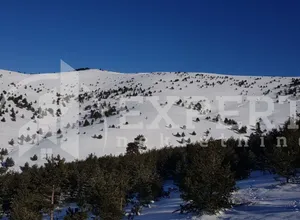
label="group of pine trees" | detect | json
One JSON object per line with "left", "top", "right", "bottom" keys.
{"left": 0, "top": 119, "right": 300, "bottom": 219}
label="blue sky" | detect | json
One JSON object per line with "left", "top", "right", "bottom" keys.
{"left": 0, "top": 0, "right": 299, "bottom": 76}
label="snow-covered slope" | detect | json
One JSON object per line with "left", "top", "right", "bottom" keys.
{"left": 0, "top": 69, "right": 299, "bottom": 168}
{"left": 137, "top": 173, "right": 300, "bottom": 220}
{"left": 40, "top": 173, "right": 300, "bottom": 220}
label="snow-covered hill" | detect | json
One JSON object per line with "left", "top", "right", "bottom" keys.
{"left": 0, "top": 69, "right": 299, "bottom": 168}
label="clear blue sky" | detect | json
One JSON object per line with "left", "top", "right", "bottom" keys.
{"left": 0, "top": 0, "right": 299, "bottom": 76}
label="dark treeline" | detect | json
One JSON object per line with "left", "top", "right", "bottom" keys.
{"left": 1, "top": 119, "right": 300, "bottom": 219}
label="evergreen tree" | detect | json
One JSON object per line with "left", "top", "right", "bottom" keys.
{"left": 8, "top": 139, "right": 14, "bottom": 146}
{"left": 5, "top": 157, "right": 15, "bottom": 167}
{"left": 83, "top": 120, "right": 90, "bottom": 127}
{"left": 267, "top": 126, "right": 300, "bottom": 183}
{"left": 126, "top": 142, "right": 140, "bottom": 155}
{"left": 126, "top": 135, "right": 147, "bottom": 155}
{"left": 25, "top": 135, "right": 31, "bottom": 143}
{"left": 30, "top": 154, "right": 38, "bottom": 161}
{"left": 238, "top": 126, "right": 247, "bottom": 134}
{"left": 10, "top": 190, "right": 41, "bottom": 220}
{"left": 87, "top": 171, "right": 126, "bottom": 220}
{"left": 57, "top": 129, "right": 62, "bottom": 135}
{"left": 180, "top": 141, "right": 235, "bottom": 214}
{"left": 256, "top": 122, "right": 262, "bottom": 134}
{"left": 35, "top": 155, "right": 67, "bottom": 220}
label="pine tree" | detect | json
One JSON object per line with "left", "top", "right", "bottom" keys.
{"left": 126, "top": 135, "right": 147, "bottom": 155}
{"left": 238, "top": 126, "right": 247, "bottom": 134}
{"left": 25, "top": 135, "right": 31, "bottom": 143}
{"left": 126, "top": 142, "right": 140, "bottom": 155}
{"left": 267, "top": 135, "right": 300, "bottom": 183}
{"left": 8, "top": 139, "right": 14, "bottom": 146}
{"left": 57, "top": 129, "right": 62, "bottom": 135}
{"left": 30, "top": 154, "right": 38, "bottom": 161}
{"left": 86, "top": 171, "right": 126, "bottom": 220}
{"left": 265, "top": 119, "right": 300, "bottom": 182}
{"left": 256, "top": 122, "right": 262, "bottom": 134}
{"left": 20, "top": 162, "right": 30, "bottom": 172}
{"left": 36, "top": 155, "right": 67, "bottom": 220}
{"left": 5, "top": 157, "right": 15, "bottom": 167}
{"left": 83, "top": 119, "right": 90, "bottom": 127}
{"left": 10, "top": 190, "right": 41, "bottom": 220}
{"left": 180, "top": 141, "right": 235, "bottom": 214}
{"left": 0, "top": 148, "right": 8, "bottom": 156}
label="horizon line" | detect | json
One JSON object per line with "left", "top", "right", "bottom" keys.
{"left": 0, "top": 67, "right": 298, "bottom": 78}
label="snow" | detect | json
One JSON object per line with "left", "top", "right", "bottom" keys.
{"left": 1, "top": 69, "right": 300, "bottom": 219}
{"left": 132, "top": 173, "right": 300, "bottom": 220}
{"left": 38, "top": 173, "right": 300, "bottom": 219}
{"left": 1, "top": 172, "right": 298, "bottom": 219}
{"left": 200, "top": 172, "right": 300, "bottom": 220}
